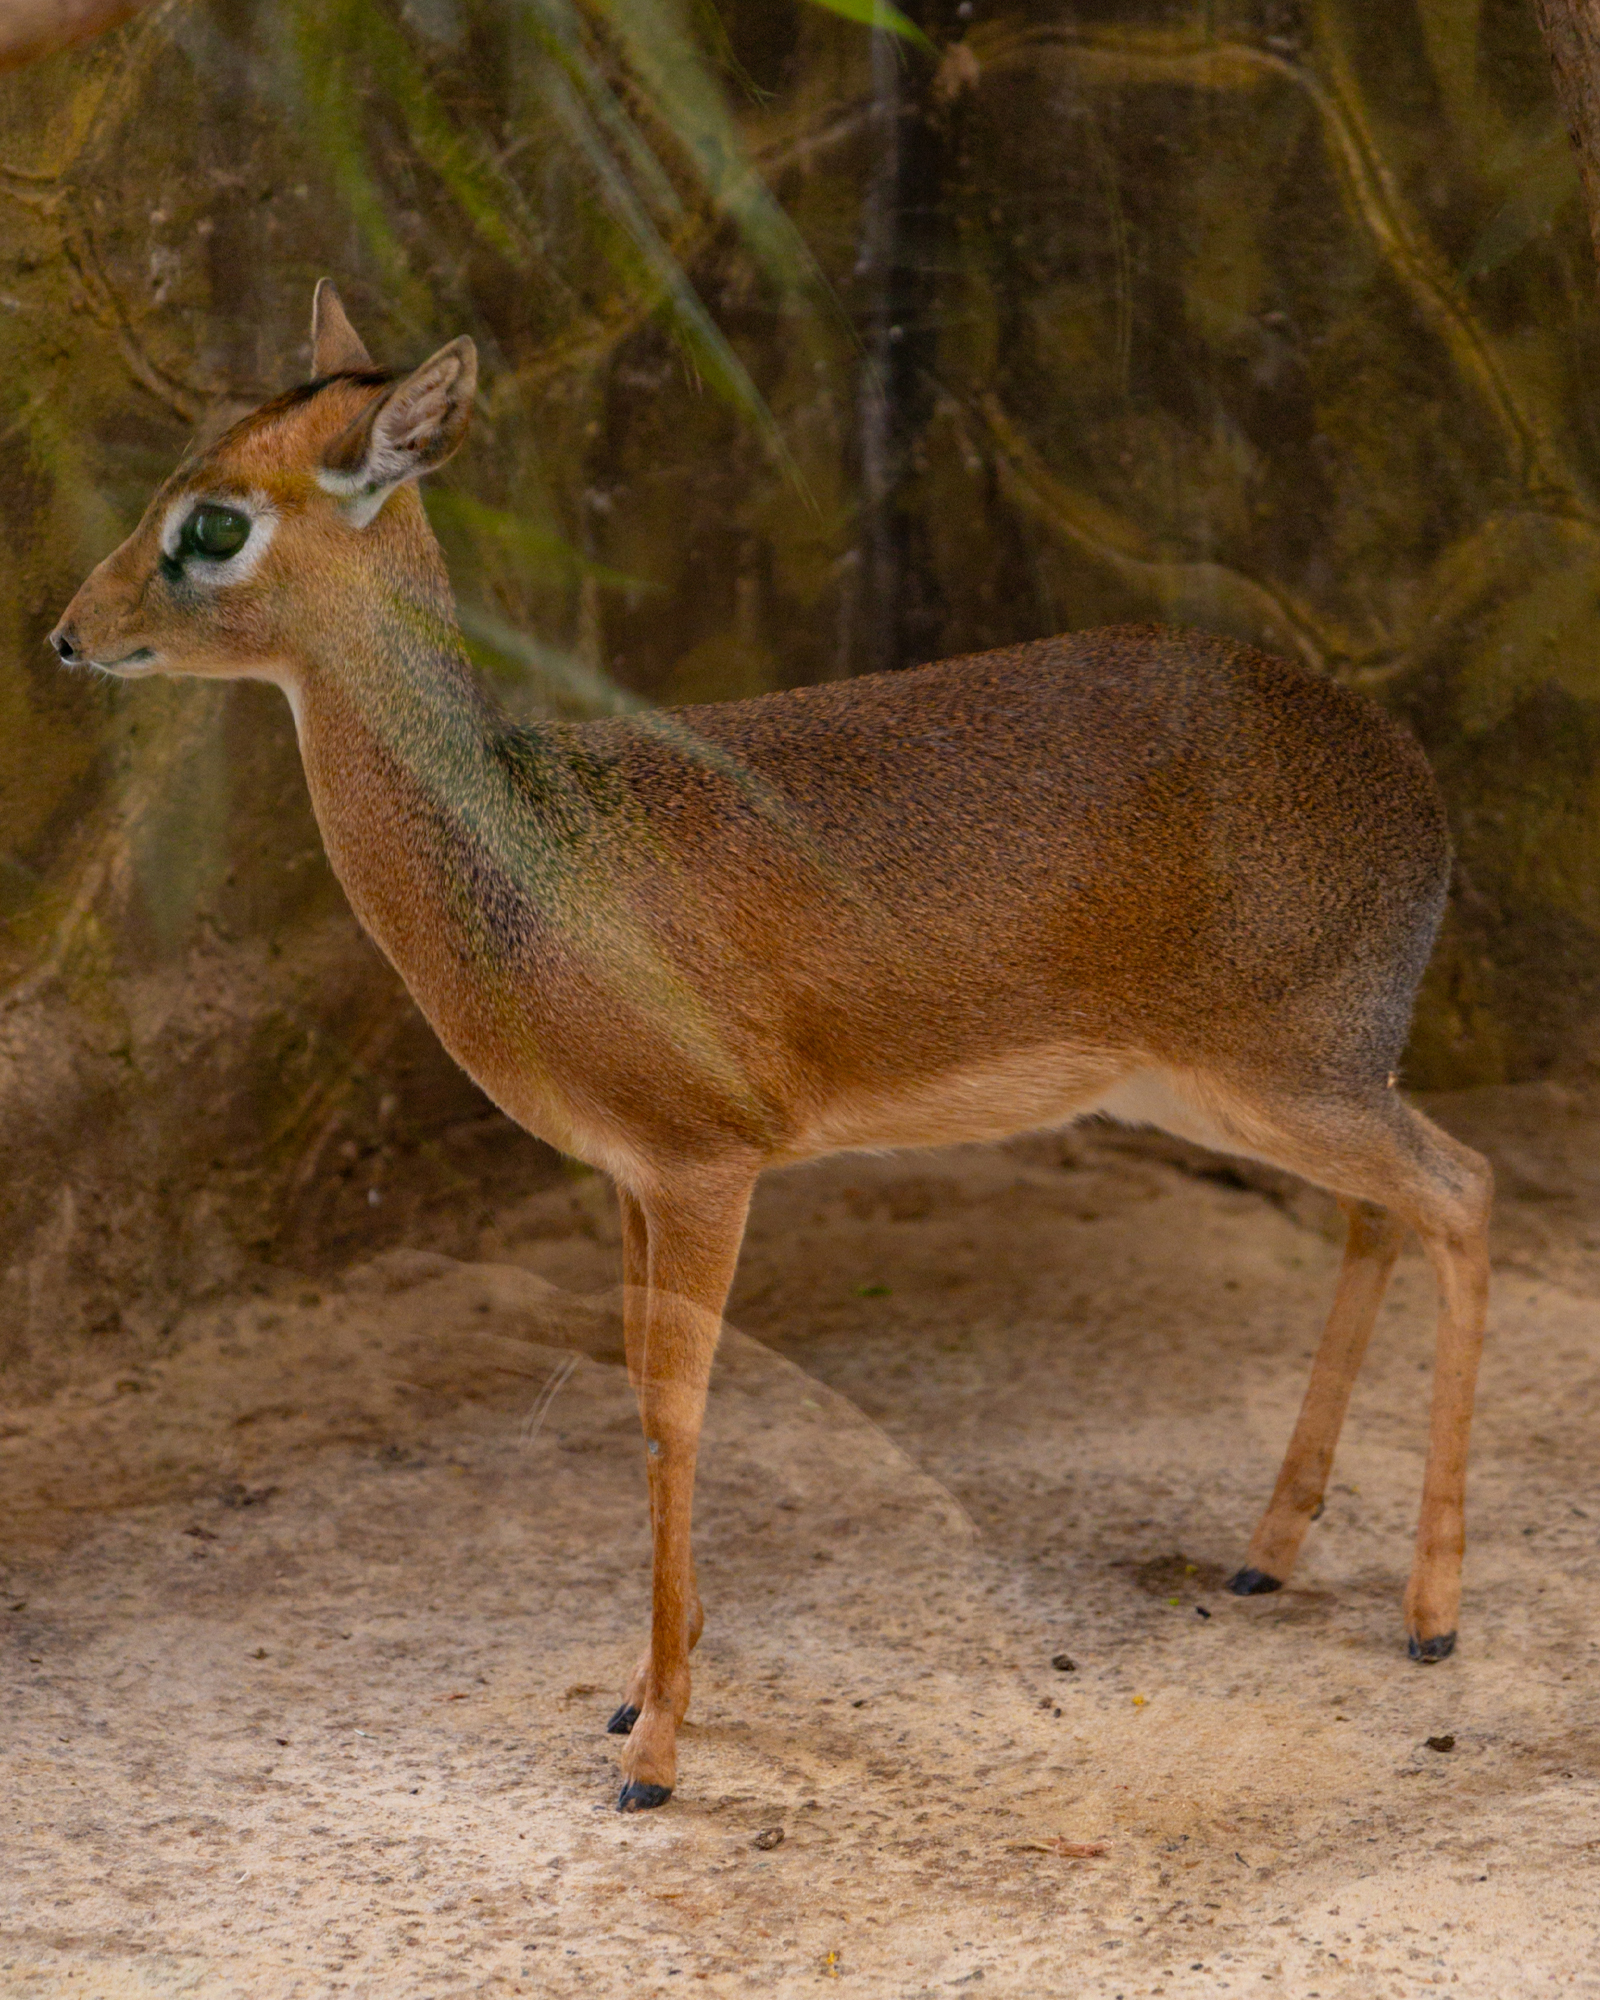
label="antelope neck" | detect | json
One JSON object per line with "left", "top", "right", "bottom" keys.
{"left": 287, "top": 588, "right": 584, "bottom": 969}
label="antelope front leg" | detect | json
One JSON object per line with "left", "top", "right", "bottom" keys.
{"left": 615, "top": 1173, "right": 753, "bottom": 1812}
{"left": 607, "top": 1189, "right": 706, "bottom": 1736}
{"left": 607, "top": 1187, "right": 664, "bottom": 1738}
{"left": 609, "top": 1568, "right": 704, "bottom": 1737}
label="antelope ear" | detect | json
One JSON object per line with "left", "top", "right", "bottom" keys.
{"left": 317, "top": 337, "right": 477, "bottom": 527}
{"left": 310, "top": 278, "right": 374, "bottom": 375}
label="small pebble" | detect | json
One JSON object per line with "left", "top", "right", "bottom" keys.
{"left": 753, "top": 1826, "right": 785, "bottom": 1851}
{"left": 1051, "top": 1653, "right": 1076, "bottom": 1673}
{"left": 1425, "top": 1734, "right": 1455, "bottom": 1753}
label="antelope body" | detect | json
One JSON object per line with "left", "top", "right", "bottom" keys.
{"left": 53, "top": 286, "right": 1492, "bottom": 1811}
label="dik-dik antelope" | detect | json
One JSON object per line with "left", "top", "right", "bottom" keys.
{"left": 52, "top": 284, "right": 1491, "bottom": 1812}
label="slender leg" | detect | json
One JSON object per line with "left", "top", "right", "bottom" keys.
{"left": 607, "top": 1186, "right": 655, "bottom": 1737}
{"left": 618, "top": 1183, "right": 650, "bottom": 1394}
{"left": 616, "top": 1169, "right": 754, "bottom": 1810}
{"left": 1401, "top": 1124, "right": 1493, "bottom": 1660}
{"left": 1177, "top": 1080, "right": 1491, "bottom": 1656}
{"left": 1230, "top": 1199, "right": 1404, "bottom": 1595}
{"left": 608, "top": 1186, "right": 709, "bottom": 1734}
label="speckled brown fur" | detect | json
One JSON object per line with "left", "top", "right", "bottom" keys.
{"left": 51, "top": 287, "right": 1492, "bottom": 1811}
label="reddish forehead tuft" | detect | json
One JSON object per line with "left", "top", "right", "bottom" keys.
{"left": 166, "top": 370, "right": 399, "bottom": 500}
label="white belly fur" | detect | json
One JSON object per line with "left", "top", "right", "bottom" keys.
{"left": 1086, "top": 1070, "right": 1254, "bottom": 1157}
{"left": 786, "top": 1044, "right": 1129, "bottom": 1160}
{"left": 786, "top": 1053, "right": 1272, "bottom": 1169}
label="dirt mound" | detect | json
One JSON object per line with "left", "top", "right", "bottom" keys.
{"left": 4, "top": 1098, "right": 1600, "bottom": 1994}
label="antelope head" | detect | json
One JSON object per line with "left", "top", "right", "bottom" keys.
{"left": 50, "top": 283, "right": 476, "bottom": 690}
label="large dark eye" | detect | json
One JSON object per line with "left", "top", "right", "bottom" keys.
{"left": 180, "top": 504, "right": 250, "bottom": 560}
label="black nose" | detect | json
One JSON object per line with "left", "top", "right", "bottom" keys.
{"left": 50, "top": 626, "right": 80, "bottom": 663}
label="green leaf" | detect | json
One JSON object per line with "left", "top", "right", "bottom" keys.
{"left": 799, "top": 0, "right": 935, "bottom": 55}
{"left": 1461, "top": 114, "right": 1579, "bottom": 282}
{"left": 588, "top": 0, "right": 832, "bottom": 307}
{"left": 514, "top": 1, "right": 807, "bottom": 489}
{"left": 429, "top": 489, "right": 651, "bottom": 592}
{"left": 457, "top": 600, "right": 648, "bottom": 717}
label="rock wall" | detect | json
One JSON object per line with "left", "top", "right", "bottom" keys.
{"left": 4, "top": 0, "right": 1599, "bottom": 1380}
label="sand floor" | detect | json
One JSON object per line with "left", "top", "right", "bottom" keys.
{"left": 3, "top": 1086, "right": 1600, "bottom": 1995}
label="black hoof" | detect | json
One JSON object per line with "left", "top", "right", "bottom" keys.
{"left": 617, "top": 1780, "right": 673, "bottom": 1812}
{"left": 1227, "top": 1567, "right": 1283, "bottom": 1597}
{"left": 606, "top": 1703, "right": 639, "bottom": 1736}
{"left": 1408, "top": 1631, "right": 1456, "bottom": 1664}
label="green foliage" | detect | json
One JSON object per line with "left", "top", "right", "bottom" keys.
{"left": 798, "top": 0, "right": 933, "bottom": 55}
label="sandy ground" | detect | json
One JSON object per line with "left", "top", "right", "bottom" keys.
{"left": 3, "top": 1086, "right": 1600, "bottom": 1996}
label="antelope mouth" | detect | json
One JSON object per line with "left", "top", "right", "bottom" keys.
{"left": 91, "top": 647, "right": 157, "bottom": 675}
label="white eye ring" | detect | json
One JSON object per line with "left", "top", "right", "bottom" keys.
{"left": 160, "top": 491, "right": 279, "bottom": 586}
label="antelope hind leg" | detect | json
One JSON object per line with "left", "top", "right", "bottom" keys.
{"left": 1230, "top": 1199, "right": 1404, "bottom": 1595}
{"left": 1179, "top": 1080, "right": 1490, "bottom": 1654}
{"left": 1399, "top": 1113, "right": 1492, "bottom": 1659}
